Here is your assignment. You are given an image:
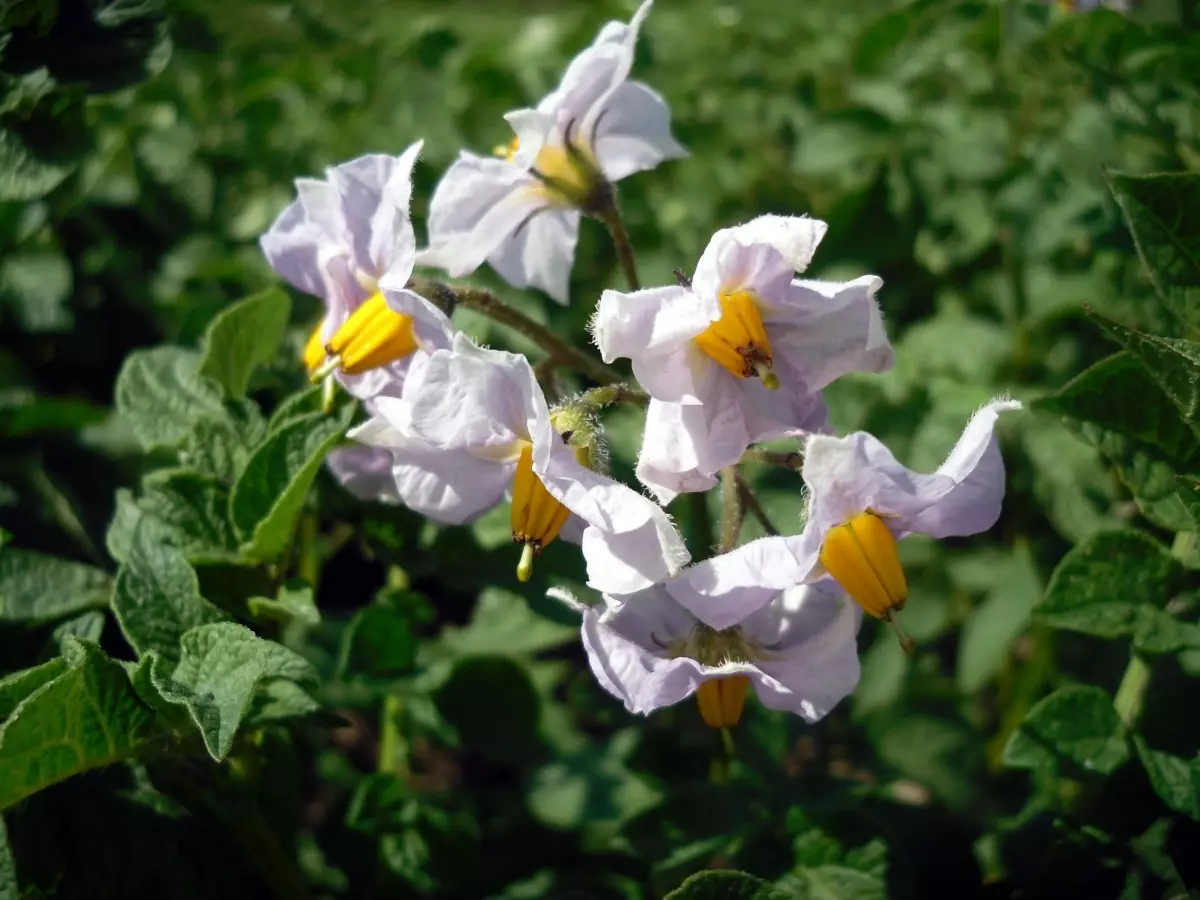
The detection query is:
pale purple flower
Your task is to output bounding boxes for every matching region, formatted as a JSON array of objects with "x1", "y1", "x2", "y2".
[
  {"x1": 260, "y1": 141, "x2": 454, "y2": 401},
  {"x1": 419, "y1": 0, "x2": 685, "y2": 303},
  {"x1": 557, "y1": 561, "x2": 861, "y2": 726},
  {"x1": 592, "y1": 214, "x2": 893, "y2": 503},
  {"x1": 351, "y1": 334, "x2": 690, "y2": 594}
]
